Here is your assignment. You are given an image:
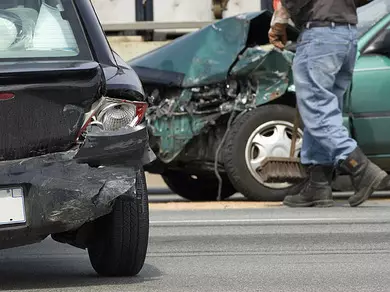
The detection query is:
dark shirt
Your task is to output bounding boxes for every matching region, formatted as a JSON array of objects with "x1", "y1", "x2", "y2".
[{"x1": 281, "y1": 0, "x2": 358, "y2": 29}]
